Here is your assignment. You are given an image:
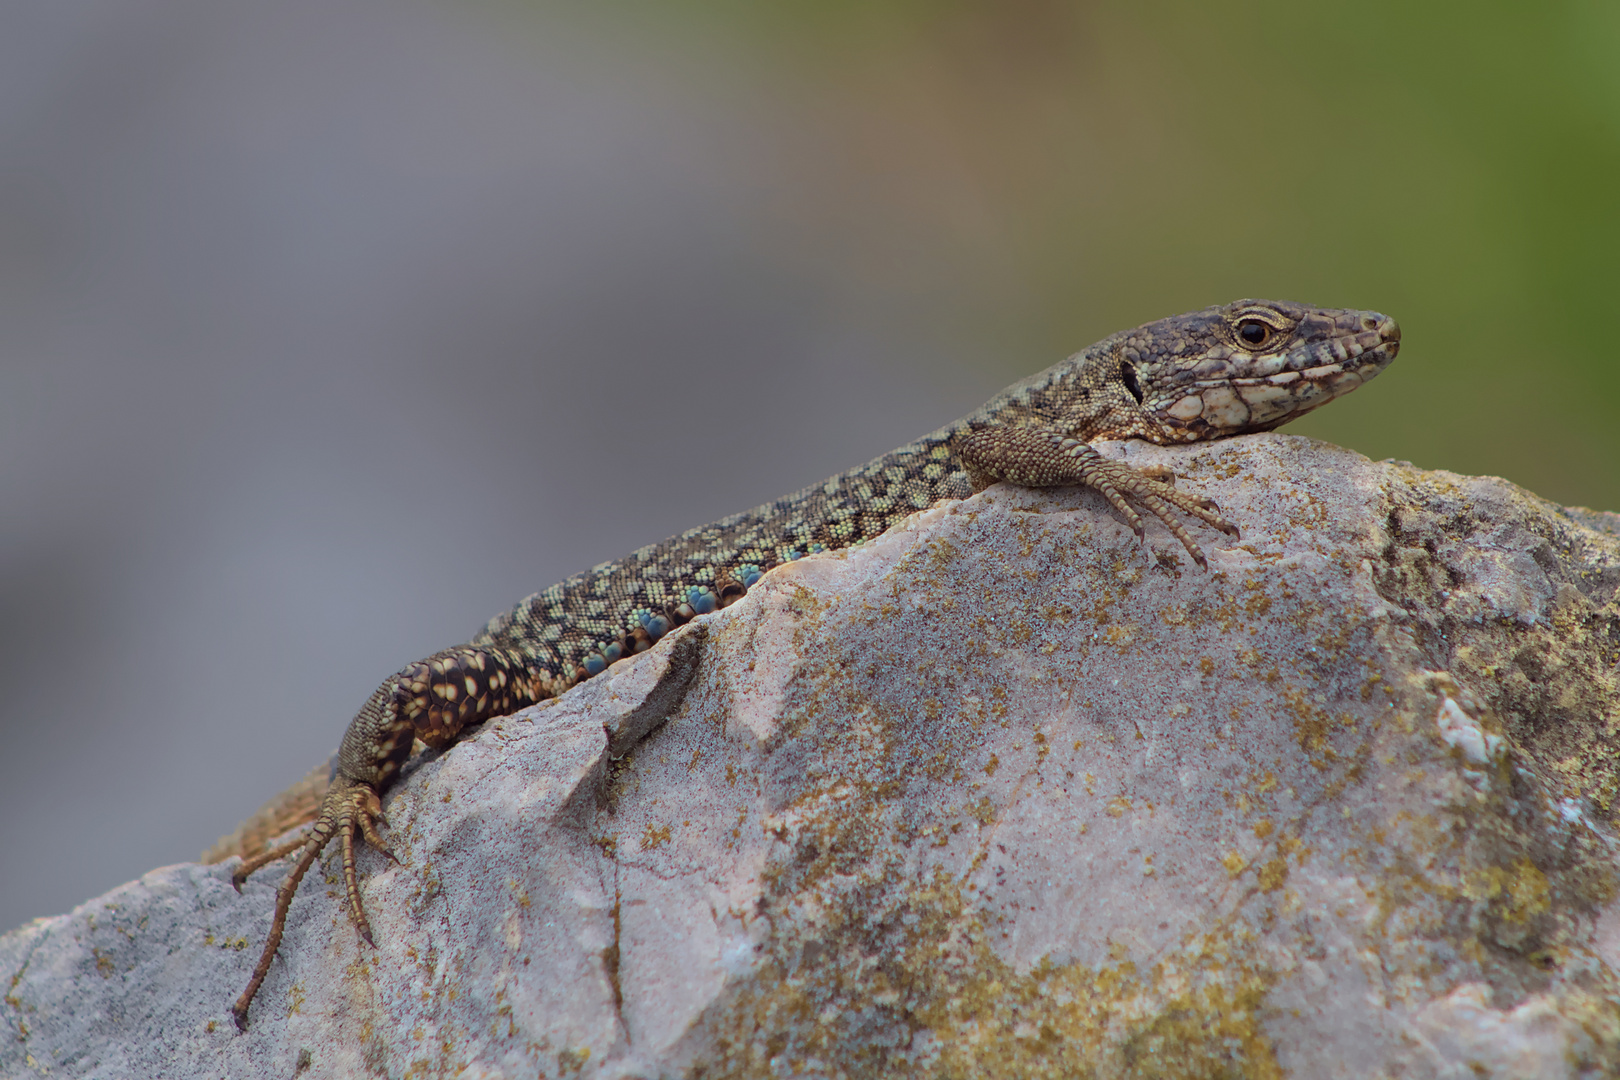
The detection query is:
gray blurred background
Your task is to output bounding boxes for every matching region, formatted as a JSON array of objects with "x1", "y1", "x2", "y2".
[{"x1": 3, "y1": 0, "x2": 1617, "y2": 933}]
